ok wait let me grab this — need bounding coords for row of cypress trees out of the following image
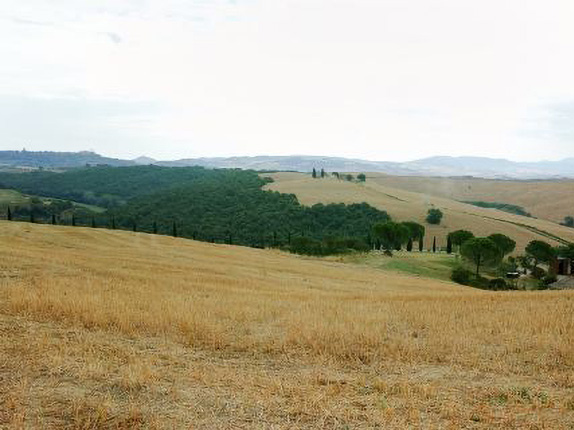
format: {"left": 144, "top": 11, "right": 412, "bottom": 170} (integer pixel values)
{"left": 3, "top": 206, "right": 319, "bottom": 248}
{"left": 4, "top": 205, "right": 455, "bottom": 253}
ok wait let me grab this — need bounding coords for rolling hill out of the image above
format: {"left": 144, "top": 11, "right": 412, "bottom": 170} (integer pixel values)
{"left": 362, "top": 174, "right": 574, "bottom": 225}
{"left": 265, "top": 172, "right": 574, "bottom": 251}
{"left": 0, "top": 221, "right": 573, "bottom": 428}
{"left": 3, "top": 150, "right": 574, "bottom": 179}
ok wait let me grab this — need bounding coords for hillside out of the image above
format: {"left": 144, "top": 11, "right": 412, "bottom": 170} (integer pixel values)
{"left": 1, "top": 222, "right": 573, "bottom": 428}
{"left": 0, "top": 166, "right": 390, "bottom": 246}
{"left": 265, "top": 172, "right": 574, "bottom": 251}
{"left": 0, "top": 150, "right": 134, "bottom": 168}
{"left": 364, "top": 174, "right": 574, "bottom": 224}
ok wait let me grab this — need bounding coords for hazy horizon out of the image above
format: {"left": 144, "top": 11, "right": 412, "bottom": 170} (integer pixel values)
{"left": 2, "top": 1, "right": 574, "bottom": 162}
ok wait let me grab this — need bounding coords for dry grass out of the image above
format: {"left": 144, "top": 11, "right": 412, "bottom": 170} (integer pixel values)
{"left": 264, "top": 172, "right": 574, "bottom": 250}
{"left": 1, "top": 221, "right": 573, "bottom": 429}
{"left": 365, "top": 174, "right": 574, "bottom": 224}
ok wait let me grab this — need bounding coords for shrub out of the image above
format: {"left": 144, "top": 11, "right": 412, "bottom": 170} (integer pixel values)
{"left": 542, "top": 274, "right": 557, "bottom": 287}
{"left": 469, "top": 276, "right": 490, "bottom": 289}
{"left": 451, "top": 267, "right": 473, "bottom": 285}
{"left": 531, "top": 267, "right": 546, "bottom": 280}
{"left": 426, "top": 208, "right": 443, "bottom": 225}
{"left": 489, "top": 278, "right": 508, "bottom": 290}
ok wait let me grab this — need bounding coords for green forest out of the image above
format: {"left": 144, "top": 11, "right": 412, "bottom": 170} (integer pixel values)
{"left": 0, "top": 166, "right": 391, "bottom": 248}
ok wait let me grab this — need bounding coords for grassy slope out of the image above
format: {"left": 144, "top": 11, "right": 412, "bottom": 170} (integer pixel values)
{"left": 0, "top": 188, "right": 105, "bottom": 213}
{"left": 1, "top": 221, "right": 573, "bottom": 428}
{"left": 336, "top": 251, "right": 459, "bottom": 281}
{"left": 265, "top": 172, "right": 574, "bottom": 250}
{"left": 0, "top": 189, "right": 29, "bottom": 206}
{"left": 364, "top": 174, "right": 574, "bottom": 224}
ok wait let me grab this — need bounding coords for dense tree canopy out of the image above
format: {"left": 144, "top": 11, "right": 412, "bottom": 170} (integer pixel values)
{"left": 0, "top": 166, "right": 391, "bottom": 249}
{"left": 402, "top": 221, "right": 426, "bottom": 240}
{"left": 487, "top": 233, "right": 516, "bottom": 257}
{"left": 525, "top": 240, "right": 555, "bottom": 268}
{"left": 447, "top": 230, "right": 475, "bottom": 248}
{"left": 461, "top": 237, "right": 502, "bottom": 276}
{"left": 372, "top": 222, "right": 410, "bottom": 251}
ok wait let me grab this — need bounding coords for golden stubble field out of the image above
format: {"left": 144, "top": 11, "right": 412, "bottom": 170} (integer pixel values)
{"left": 264, "top": 172, "right": 574, "bottom": 251}
{"left": 1, "top": 221, "right": 573, "bottom": 429}
{"left": 366, "top": 174, "right": 574, "bottom": 224}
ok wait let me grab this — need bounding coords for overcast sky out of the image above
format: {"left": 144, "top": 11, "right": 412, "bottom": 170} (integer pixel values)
{"left": 1, "top": 0, "right": 574, "bottom": 162}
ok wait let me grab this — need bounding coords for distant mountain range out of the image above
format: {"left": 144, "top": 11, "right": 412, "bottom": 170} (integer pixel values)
{"left": 0, "top": 150, "right": 133, "bottom": 168}
{"left": 2, "top": 150, "right": 574, "bottom": 179}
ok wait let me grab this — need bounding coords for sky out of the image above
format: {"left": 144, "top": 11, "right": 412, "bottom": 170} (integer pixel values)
{"left": 1, "top": 0, "right": 574, "bottom": 162}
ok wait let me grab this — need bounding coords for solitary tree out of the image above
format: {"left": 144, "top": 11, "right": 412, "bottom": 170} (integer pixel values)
{"left": 487, "top": 233, "right": 516, "bottom": 258}
{"left": 432, "top": 236, "right": 437, "bottom": 253}
{"left": 461, "top": 237, "right": 502, "bottom": 277}
{"left": 312, "top": 168, "right": 317, "bottom": 178}
{"left": 426, "top": 208, "right": 444, "bottom": 225}
{"left": 525, "top": 240, "right": 554, "bottom": 269}
{"left": 357, "top": 173, "right": 366, "bottom": 182}
{"left": 446, "top": 235, "right": 453, "bottom": 254}
{"left": 562, "top": 216, "right": 574, "bottom": 227}
{"left": 7, "top": 206, "right": 12, "bottom": 221}
{"left": 372, "top": 222, "right": 410, "bottom": 253}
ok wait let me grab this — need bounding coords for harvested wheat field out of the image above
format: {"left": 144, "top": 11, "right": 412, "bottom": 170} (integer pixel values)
{"left": 265, "top": 172, "right": 574, "bottom": 251}
{"left": 1, "top": 221, "right": 573, "bottom": 429}
{"left": 364, "top": 175, "right": 574, "bottom": 225}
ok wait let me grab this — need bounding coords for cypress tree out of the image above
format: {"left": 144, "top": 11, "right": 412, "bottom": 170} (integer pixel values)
{"left": 312, "top": 168, "right": 317, "bottom": 178}
{"left": 172, "top": 221, "right": 178, "bottom": 237}
{"left": 432, "top": 236, "right": 437, "bottom": 253}
{"left": 447, "top": 235, "right": 453, "bottom": 254}
{"left": 320, "top": 168, "right": 325, "bottom": 178}
{"left": 7, "top": 206, "right": 11, "bottom": 221}
{"left": 152, "top": 221, "right": 158, "bottom": 234}
{"left": 407, "top": 238, "right": 413, "bottom": 252}
{"left": 52, "top": 214, "right": 57, "bottom": 225}
{"left": 419, "top": 236, "right": 424, "bottom": 252}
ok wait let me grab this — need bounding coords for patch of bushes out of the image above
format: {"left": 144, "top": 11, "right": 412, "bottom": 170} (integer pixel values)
{"left": 450, "top": 267, "right": 473, "bottom": 285}
{"left": 489, "top": 278, "right": 508, "bottom": 290}
{"left": 289, "top": 236, "right": 369, "bottom": 256}
{"left": 450, "top": 268, "right": 514, "bottom": 290}
{"left": 530, "top": 267, "right": 546, "bottom": 280}
{"left": 463, "top": 201, "right": 532, "bottom": 217}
